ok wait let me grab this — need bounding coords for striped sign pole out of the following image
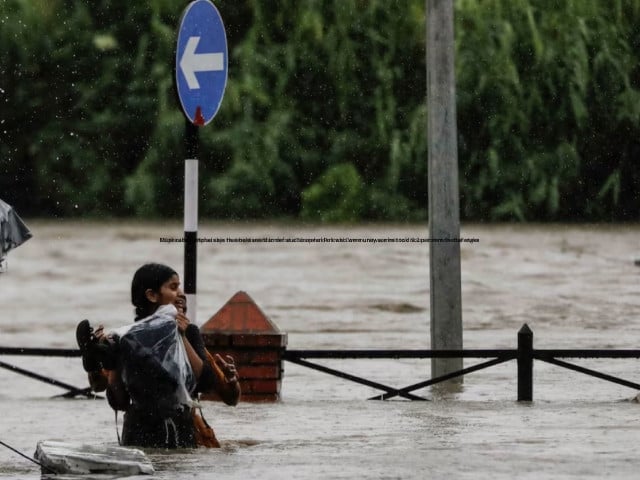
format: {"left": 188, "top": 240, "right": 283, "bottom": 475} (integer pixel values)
{"left": 176, "top": 1, "right": 229, "bottom": 325}
{"left": 184, "top": 122, "right": 198, "bottom": 324}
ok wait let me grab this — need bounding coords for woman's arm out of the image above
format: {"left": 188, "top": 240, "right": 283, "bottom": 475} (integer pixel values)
{"left": 210, "top": 353, "right": 241, "bottom": 406}
{"left": 176, "top": 312, "right": 204, "bottom": 379}
{"left": 181, "top": 322, "right": 240, "bottom": 406}
{"left": 181, "top": 332, "right": 204, "bottom": 380}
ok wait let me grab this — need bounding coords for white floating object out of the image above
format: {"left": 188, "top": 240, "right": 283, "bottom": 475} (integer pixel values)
{"left": 34, "top": 440, "right": 154, "bottom": 475}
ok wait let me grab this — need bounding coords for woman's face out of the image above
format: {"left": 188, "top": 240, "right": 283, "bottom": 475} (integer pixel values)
{"left": 155, "top": 274, "right": 183, "bottom": 307}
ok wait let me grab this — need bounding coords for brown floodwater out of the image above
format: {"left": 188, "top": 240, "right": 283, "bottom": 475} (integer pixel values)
{"left": 1, "top": 221, "right": 639, "bottom": 479}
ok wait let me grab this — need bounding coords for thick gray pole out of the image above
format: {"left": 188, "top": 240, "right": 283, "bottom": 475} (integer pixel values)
{"left": 427, "top": 0, "right": 463, "bottom": 381}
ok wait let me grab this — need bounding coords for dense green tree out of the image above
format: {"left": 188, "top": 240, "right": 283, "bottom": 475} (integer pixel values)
{"left": 457, "top": 0, "right": 640, "bottom": 220}
{"left": 1, "top": 0, "right": 639, "bottom": 221}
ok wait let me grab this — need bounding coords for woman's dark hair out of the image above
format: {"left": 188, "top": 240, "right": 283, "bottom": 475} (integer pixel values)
{"left": 131, "top": 263, "right": 177, "bottom": 320}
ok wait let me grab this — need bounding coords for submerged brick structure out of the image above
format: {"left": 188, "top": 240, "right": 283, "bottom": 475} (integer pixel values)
{"left": 200, "top": 291, "right": 287, "bottom": 402}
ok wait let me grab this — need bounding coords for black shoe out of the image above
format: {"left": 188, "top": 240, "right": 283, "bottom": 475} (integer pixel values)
{"left": 76, "top": 319, "right": 101, "bottom": 372}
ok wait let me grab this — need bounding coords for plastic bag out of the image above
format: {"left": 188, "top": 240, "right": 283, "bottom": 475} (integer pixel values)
{"left": 116, "top": 305, "right": 195, "bottom": 416}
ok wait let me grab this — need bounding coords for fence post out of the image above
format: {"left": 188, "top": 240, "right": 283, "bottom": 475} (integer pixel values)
{"left": 517, "top": 324, "right": 533, "bottom": 401}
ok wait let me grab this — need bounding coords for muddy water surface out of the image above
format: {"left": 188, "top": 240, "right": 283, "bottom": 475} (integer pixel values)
{"left": 1, "top": 221, "right": 639, "bottom": 479}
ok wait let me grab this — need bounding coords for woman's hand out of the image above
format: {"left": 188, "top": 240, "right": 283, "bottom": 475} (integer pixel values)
{"left": 213, "top": 354, "right": 238, "bottom": 383}
{"left": 175, "top": 312, "right": 190, "bottom": 336}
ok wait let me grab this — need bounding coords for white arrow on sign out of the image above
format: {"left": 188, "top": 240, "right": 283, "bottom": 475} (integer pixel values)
{"left": 179, "top": 36, "right": 224, "bottom": 90}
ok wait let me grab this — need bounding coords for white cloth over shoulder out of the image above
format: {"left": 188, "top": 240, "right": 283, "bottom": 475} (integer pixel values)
{"left": 110, "top": 304, "right": 178, "bottom": 337}
{"left": 112, "top": 304, "right": 196, "bottom": 412}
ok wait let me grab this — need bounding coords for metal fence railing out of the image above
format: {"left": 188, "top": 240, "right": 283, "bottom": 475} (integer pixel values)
{"left": 283, "top": 324, "right": 640, "bottom": 401}
{"left": 3, "top": 324, "right": 640, "bottom": 401}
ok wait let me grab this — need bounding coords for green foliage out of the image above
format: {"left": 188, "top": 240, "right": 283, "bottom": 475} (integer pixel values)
{"left": 206, "top": 0, "right": 427, "bottom": 219}
{"left": 301, "top": 163, "right": 365, "bottom": 222}
{"left": 1, "top": 0, "right": 640, "bottom": 221}
{"left": 456, "top": 0, "right": 640, "bottom": 220}
{"left": 1, "top": 0, "right": 176, "bottom": 216}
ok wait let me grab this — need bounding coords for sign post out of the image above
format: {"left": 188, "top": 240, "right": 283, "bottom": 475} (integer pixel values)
{"left": 175, "top": 0, "right": 228, "bottom": 323}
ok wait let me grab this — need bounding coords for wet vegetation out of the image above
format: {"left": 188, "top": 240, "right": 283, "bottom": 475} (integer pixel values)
{"left": 1, "top": 0, "right": 639, "bottom": 221}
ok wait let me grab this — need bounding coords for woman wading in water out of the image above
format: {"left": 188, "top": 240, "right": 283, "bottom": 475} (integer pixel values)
{"left": 76, "top": 263, "right": 240, "bottom": 448}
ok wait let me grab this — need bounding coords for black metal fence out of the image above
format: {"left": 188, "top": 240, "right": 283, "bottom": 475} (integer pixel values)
{"left": 0, "top": 347, "right": 94, "bottom": 398}
{"left": 2, "top": 324, "right": 640, "bottom": 400}
{"left": 283, "top": 324, "right": 640, "bottom": 401}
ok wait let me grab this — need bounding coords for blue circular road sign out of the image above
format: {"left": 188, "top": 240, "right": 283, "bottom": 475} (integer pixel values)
{"left": 175, "top": 0, "right": 228, "bottom": 126}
